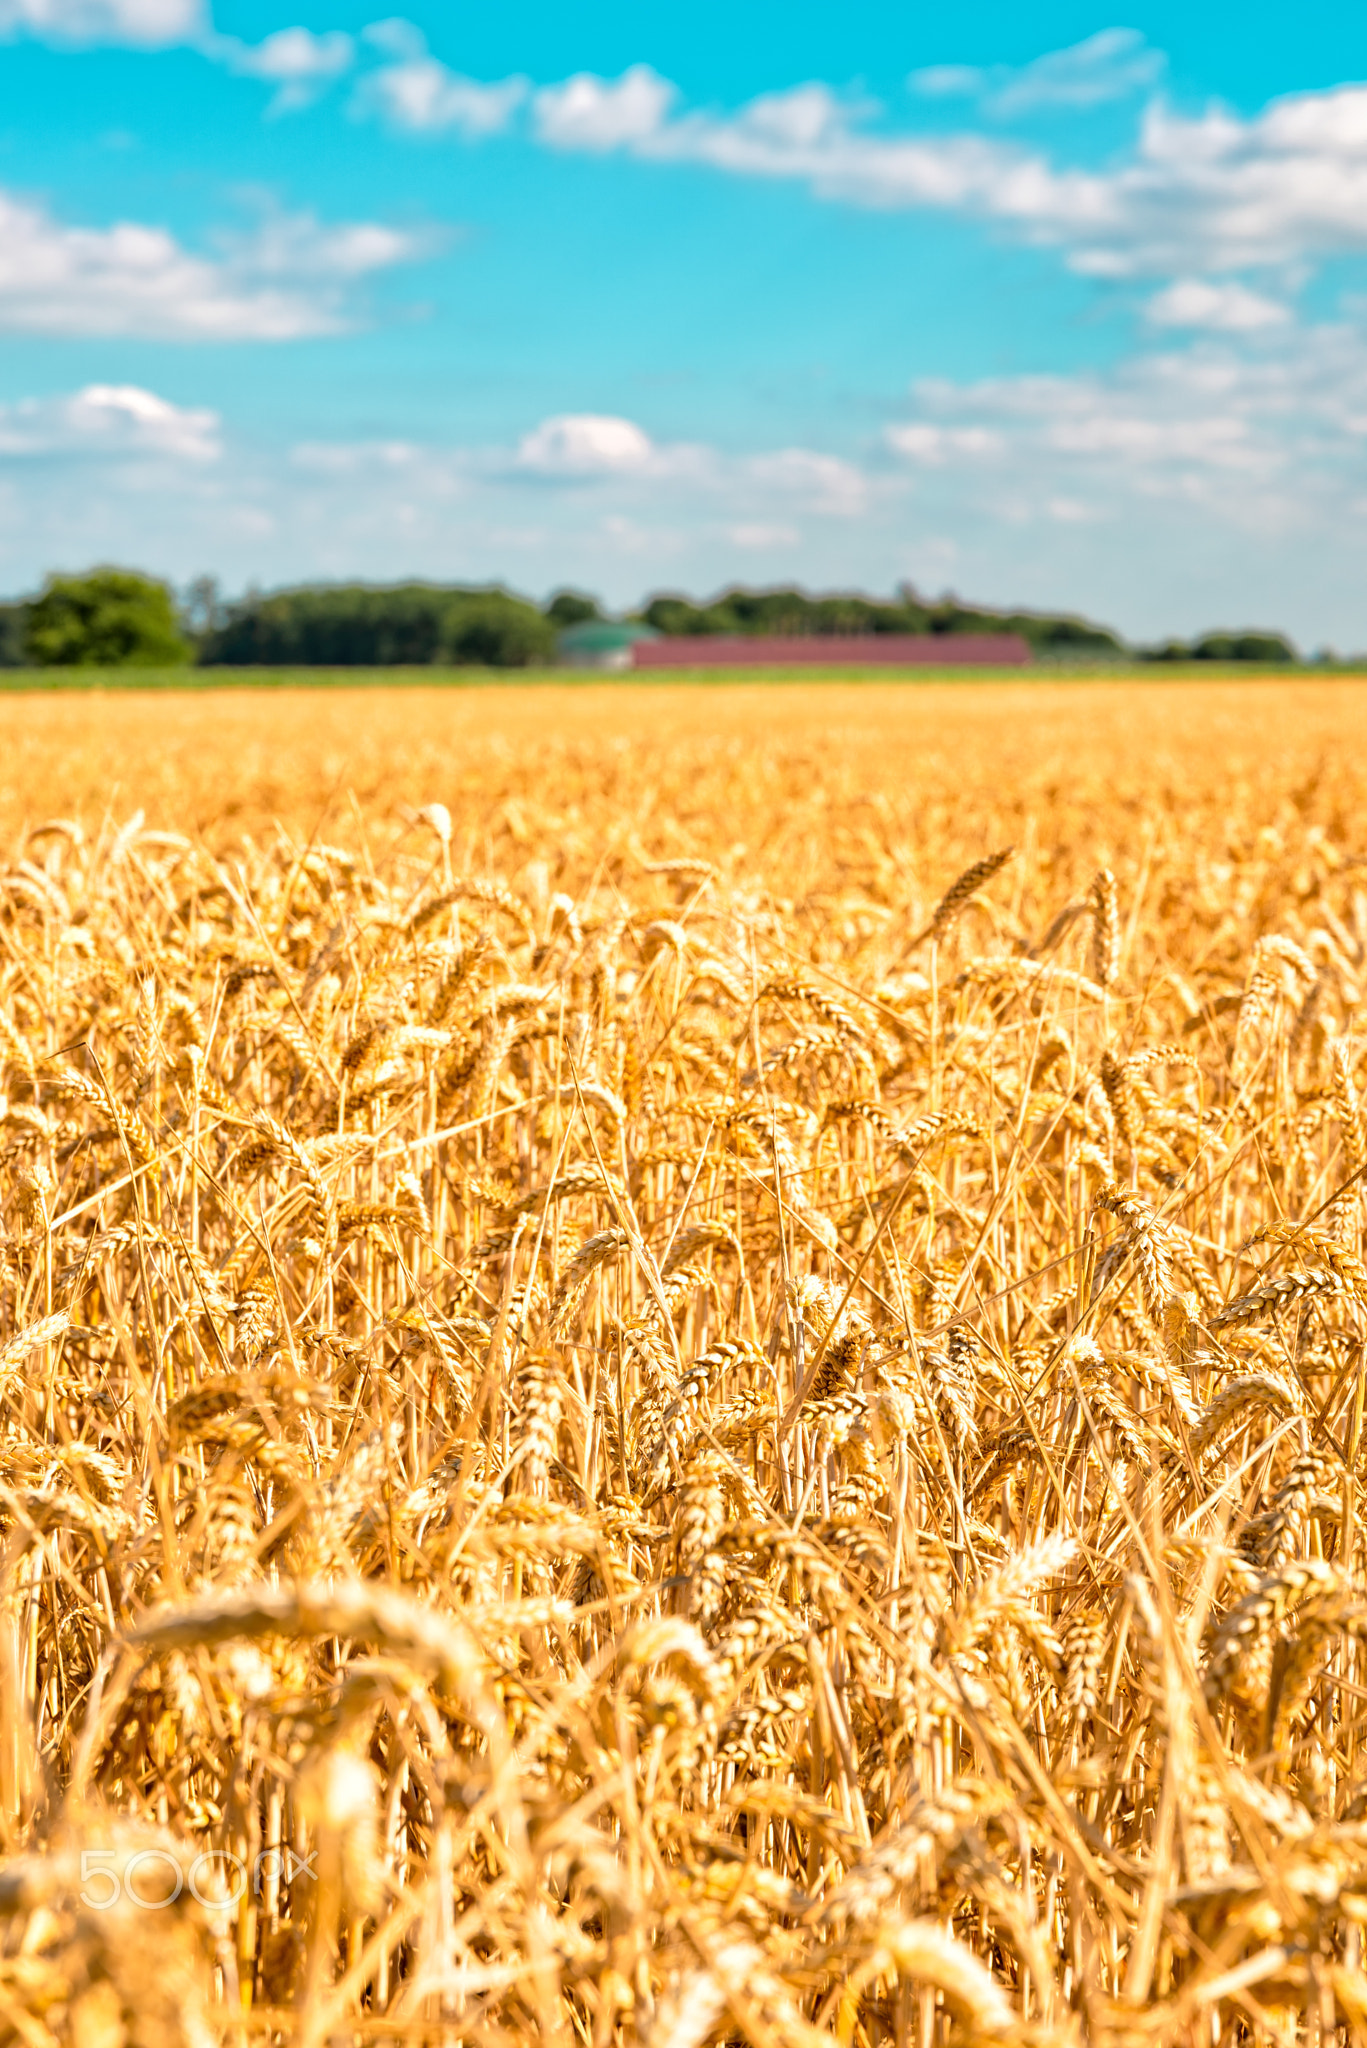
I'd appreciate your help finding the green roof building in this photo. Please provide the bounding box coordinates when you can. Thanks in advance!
[555,620,660,671]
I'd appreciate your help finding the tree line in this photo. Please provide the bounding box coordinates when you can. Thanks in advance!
[635,587,1127,653]
[0,568,1299,667]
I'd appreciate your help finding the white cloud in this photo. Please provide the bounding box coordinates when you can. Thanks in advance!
[995,29,1165,113]
[521,65,1115,239]
[221,25,351,82]
[221,207,431,281]
[292,442,389,470]
[292,419,869,522]
[511,418,868,512]
[360,16,423,59]
[362,56,525,134]
[728,521,801,549]
[737,82,873,149]
[516,414,657,475]
[886,423,1005,463]
[0,189,427,339]
[890,323,1367,507]
[228,421,868,597]
[479,60,1367,281]
[744,447,868,514]
[1145,278,1290,331]
[291,439,431,476]
[909,66,984,101]
[15,24,1367,289]
[1045,405,1255,465]
[208,26,354,113]
[1046,90,1367,275]
[910,30,1164,116]
[3,3,357,111]
[0,383,219,460]
[897,364,1253,473]
[0,0,201,43]
[355,22,524,134]
[534,65,676,150]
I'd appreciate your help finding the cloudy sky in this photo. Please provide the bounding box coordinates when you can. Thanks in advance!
[2,0,1367,644]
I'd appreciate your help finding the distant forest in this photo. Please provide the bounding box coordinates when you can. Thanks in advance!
[0,570,1300,667]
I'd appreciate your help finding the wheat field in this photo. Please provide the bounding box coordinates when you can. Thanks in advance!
[4,675,1367,2048]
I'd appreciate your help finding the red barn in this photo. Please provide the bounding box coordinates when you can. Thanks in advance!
[632,634,1031,668]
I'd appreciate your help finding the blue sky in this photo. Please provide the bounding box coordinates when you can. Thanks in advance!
[2,2,1367,644]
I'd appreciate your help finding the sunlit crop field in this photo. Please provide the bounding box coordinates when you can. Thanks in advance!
[5,675,1367,2048]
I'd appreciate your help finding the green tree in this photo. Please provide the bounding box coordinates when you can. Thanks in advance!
[1142,630,1298,664]
[26,569,190,667]
[0,603,29,667]
[201,582,556,668]
[545,589,602,627]
[181,574,226,640]
[632,584,1127,654]
[1190,630,1296,662]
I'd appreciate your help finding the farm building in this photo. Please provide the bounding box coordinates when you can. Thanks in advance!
[633,633,1031,667]
[556,621,660,669]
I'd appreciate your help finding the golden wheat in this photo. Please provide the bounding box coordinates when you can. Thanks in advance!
[1,677,1367,2046]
